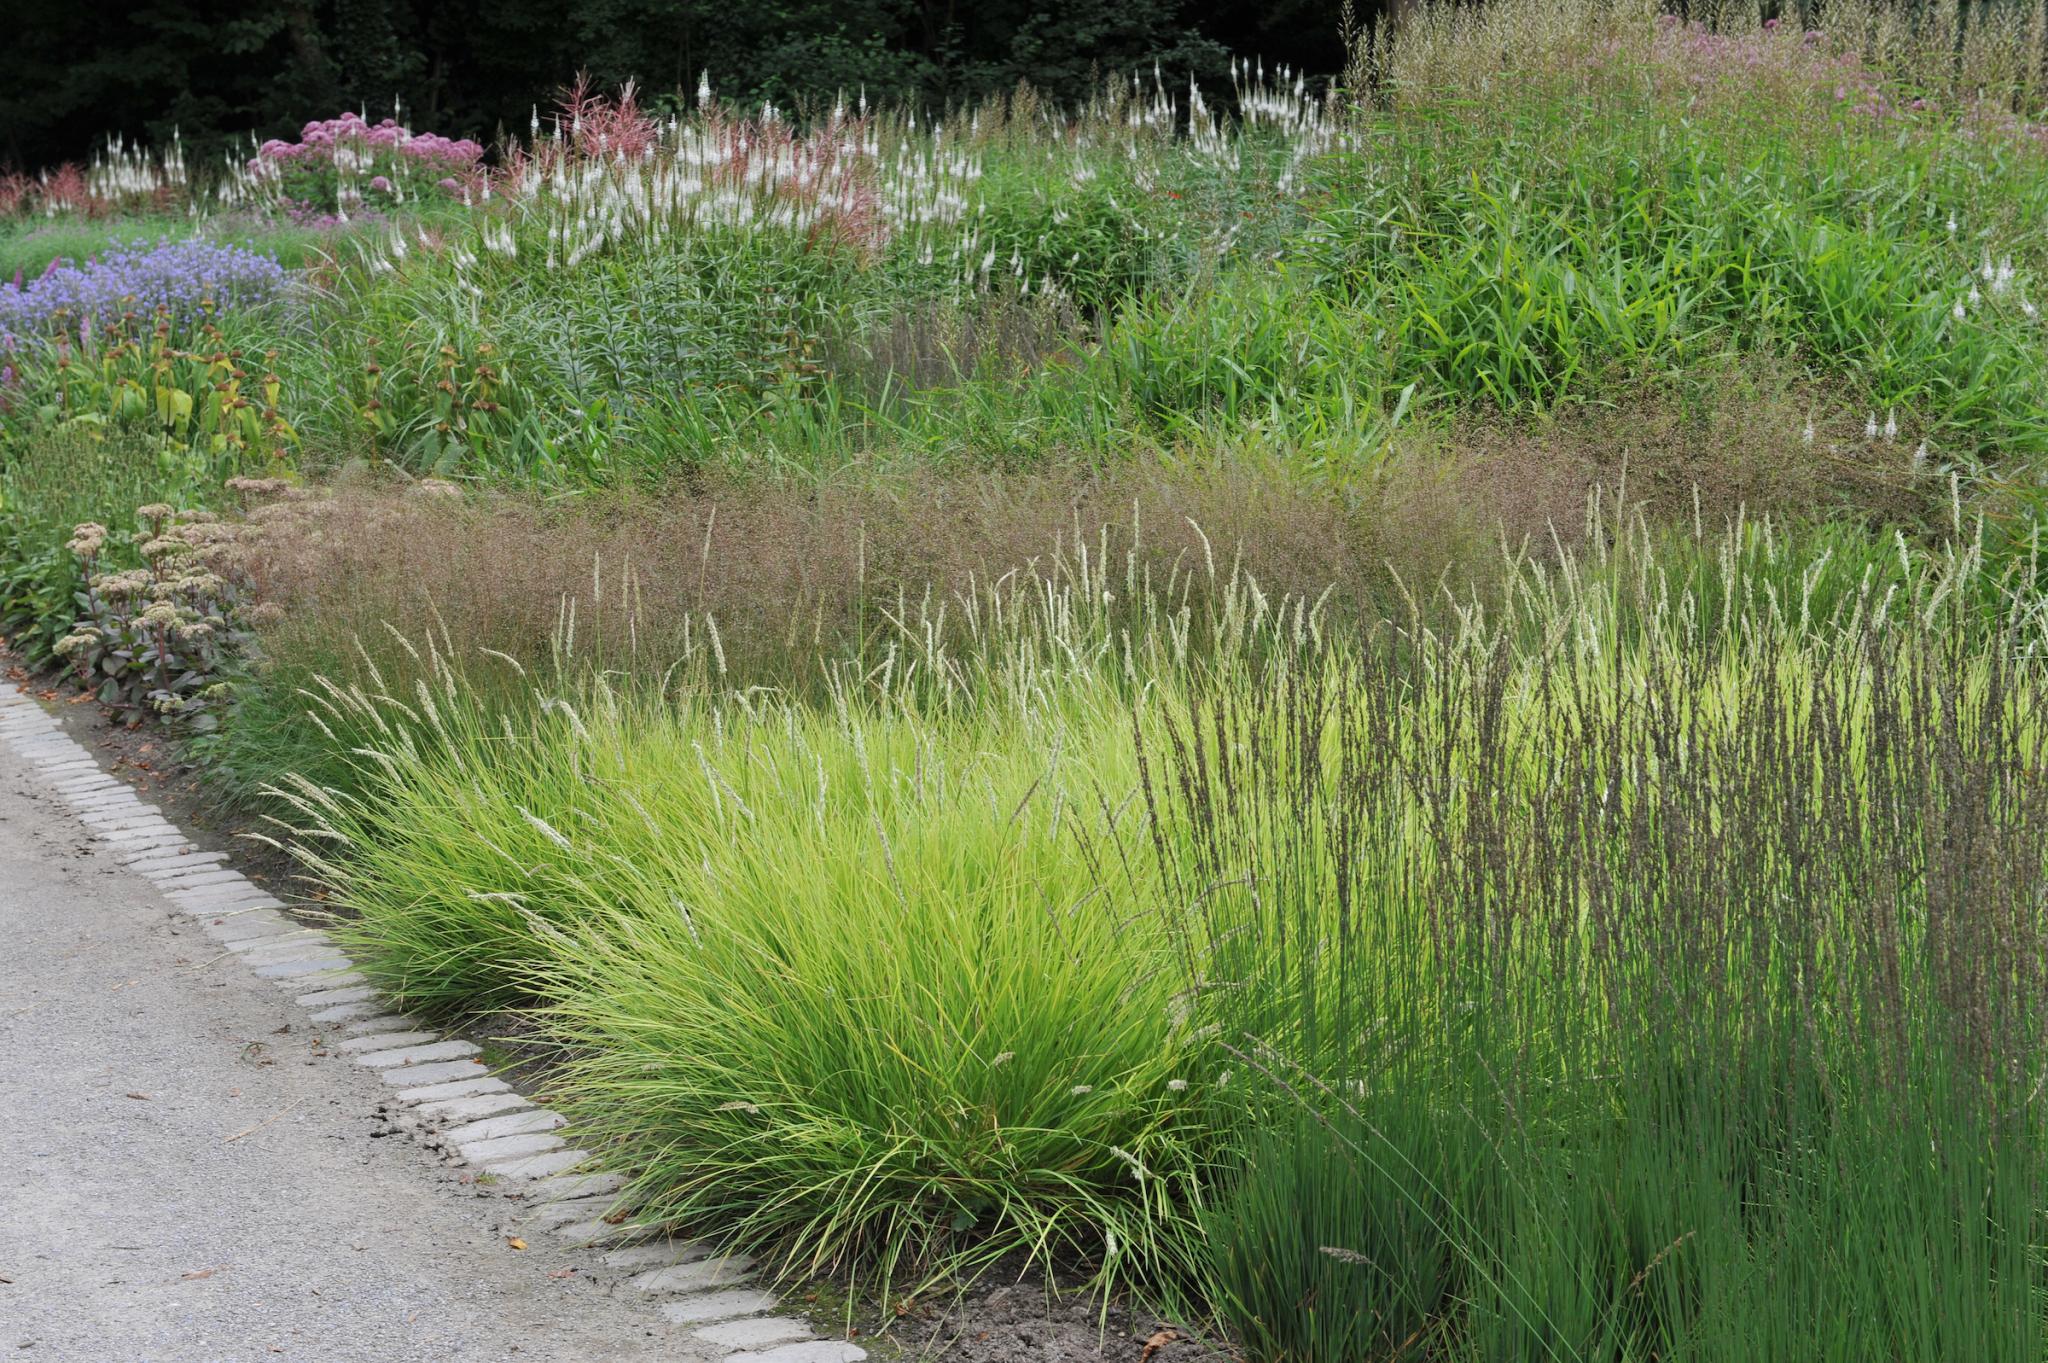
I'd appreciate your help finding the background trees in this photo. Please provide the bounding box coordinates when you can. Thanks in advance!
[1,0,1353,173]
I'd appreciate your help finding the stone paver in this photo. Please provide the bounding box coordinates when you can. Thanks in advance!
[127,850,229,874]
[631,1255,754,1294]
[524,1196,618,1232]
[335,1030,441,1055]
[605,1240,707,1269]
[234,936,341,963]
[308,1000,385,1025]
[388,1075,510,1105]
[298,984,377,1008]
[202,915,299,942]
[167,884,277,907]
[728,1343,868,1363]
[378,1057,490,1087]
[486,1148,590,1181]
[252,954,356,979]
[525,1170,627,1203]
[457,1130,566,1164]
[695,1318,818,1350]
[354,1039,480,1068]
[145,867,245,889]
[273,968,365,991]
[552,1219,652,1247]
[658,1289,781,1324]
[441,1107,563,1144]
[338,1015,422,1038]
[412,1091,531,1123]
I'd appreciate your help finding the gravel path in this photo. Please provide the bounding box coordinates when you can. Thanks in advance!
[0,721,708,1361]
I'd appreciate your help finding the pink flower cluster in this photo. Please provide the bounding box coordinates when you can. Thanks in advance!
[254,114,483,170]
[1573,15,1927,128]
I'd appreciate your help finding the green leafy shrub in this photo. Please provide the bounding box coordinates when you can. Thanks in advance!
[0,431,239,666]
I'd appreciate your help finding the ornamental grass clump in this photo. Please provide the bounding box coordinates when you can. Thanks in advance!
[270,666,1206,1293]
[532,689,1201,1292]
[1150,592,2048,1359]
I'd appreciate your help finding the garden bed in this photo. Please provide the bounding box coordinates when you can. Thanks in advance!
[6,3,2048,1357]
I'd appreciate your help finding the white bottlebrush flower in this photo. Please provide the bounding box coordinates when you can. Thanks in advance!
[1801,417,1815,445]
[1864,413,1879,440]
[1883,409,1897,442]
[1913,440,1928,472]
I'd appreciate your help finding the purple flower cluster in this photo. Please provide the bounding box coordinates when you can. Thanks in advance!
[0,238,286,347]
[255,114,483,171]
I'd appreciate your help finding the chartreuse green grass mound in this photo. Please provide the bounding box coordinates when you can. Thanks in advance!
[277,667,1205,1292]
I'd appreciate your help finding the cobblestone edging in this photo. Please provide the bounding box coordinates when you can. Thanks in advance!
[0,681,863,1363]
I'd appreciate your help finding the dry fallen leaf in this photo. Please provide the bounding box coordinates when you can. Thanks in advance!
[506,1237,528,1251]
[547,1267,576,1279]
[180,1268,217,1281]
[1139,1328,1179,1363]
[125,1092,150,1101]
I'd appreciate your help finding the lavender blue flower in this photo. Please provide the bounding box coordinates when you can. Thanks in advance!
[0,238,287,348]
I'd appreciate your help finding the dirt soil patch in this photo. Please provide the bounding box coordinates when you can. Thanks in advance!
[826,1259,1228,1363]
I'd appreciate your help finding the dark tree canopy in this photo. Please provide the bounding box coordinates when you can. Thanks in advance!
[2,0,1357,173]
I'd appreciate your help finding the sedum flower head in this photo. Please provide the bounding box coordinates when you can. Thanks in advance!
[90,569,153,598]
[136,535,195,561]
